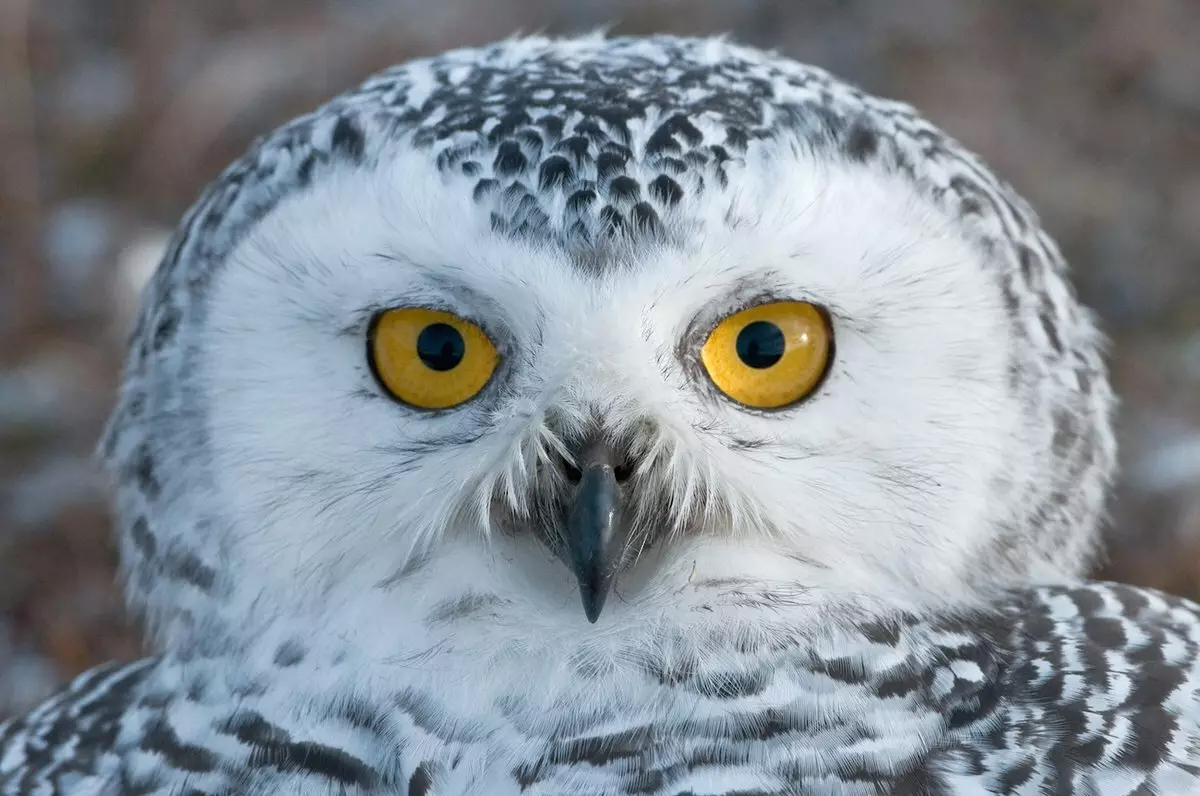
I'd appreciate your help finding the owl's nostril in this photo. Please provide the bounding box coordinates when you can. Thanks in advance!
[560,456,583,484]
[558,436,637,486]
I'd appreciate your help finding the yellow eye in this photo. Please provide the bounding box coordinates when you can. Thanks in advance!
[368,308,498,410]
[700,300,832,409]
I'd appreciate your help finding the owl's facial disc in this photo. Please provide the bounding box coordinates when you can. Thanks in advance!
[177,123,1113,646]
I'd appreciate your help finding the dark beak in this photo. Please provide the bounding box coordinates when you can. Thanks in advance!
[564,443,631,623]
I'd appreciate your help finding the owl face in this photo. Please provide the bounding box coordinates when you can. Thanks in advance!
[195,141,1025,632]
[104,37,1112,650]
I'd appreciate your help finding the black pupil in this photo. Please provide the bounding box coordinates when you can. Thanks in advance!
[416,323,466,371]
[736,320,785,369]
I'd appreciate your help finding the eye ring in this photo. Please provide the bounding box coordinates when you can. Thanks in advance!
[367,307,499,410]
[700,300,833,410]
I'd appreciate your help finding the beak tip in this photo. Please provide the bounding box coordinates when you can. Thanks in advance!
[579,581,608,623]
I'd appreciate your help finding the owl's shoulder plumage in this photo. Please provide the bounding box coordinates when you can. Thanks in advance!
[927,582,1200,793]
[0,660,154,794]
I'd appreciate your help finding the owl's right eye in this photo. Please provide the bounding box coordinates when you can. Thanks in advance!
[700,300,832,410]
[368,308,498,410]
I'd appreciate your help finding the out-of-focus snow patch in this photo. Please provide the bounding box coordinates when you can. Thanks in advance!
[0,623,61,718]
[0,360,79,442]
[1129,430,1200,496]
[5,457,107,532]
[112,228,171,334]
[43,200,117,320]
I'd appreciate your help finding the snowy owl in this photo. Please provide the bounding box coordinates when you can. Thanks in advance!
[4,33,1199,796]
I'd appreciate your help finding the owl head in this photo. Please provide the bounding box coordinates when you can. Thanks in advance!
[100,35,1115,654]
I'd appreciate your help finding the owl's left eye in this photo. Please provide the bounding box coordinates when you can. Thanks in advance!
[700,300,832,409]
[368,308,498,410]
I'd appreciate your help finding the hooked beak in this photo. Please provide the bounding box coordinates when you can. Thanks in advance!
[563,442,632,623]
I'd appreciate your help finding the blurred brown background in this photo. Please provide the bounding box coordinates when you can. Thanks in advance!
[1,0,1198,717]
